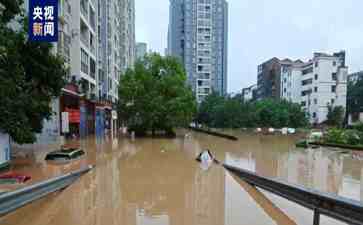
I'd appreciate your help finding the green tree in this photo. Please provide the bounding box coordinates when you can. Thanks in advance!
[347,79,363,115]
[118,53,197,136]
[0,0,67,144]
[197,97,308,128]
[326,105,345,128]
[196,92,224,126]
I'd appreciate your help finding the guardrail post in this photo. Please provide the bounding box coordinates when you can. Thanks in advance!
[313,208,320,225]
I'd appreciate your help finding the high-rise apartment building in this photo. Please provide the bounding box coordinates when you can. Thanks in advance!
[136,42,148,60]
[168,0,228,103]
[24,0,135,140]
[98,0,135,102]
[70,0,99,99]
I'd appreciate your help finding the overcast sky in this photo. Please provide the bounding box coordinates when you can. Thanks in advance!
[135,0,363,93]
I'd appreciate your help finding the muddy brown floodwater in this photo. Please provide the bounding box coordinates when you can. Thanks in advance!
[1,130,363,225]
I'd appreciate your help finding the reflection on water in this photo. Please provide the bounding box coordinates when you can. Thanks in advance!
[1,131,363,225]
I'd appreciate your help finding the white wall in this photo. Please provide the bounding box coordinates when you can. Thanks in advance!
[280,55,347,124]
[36,99,61,144]
[0,132,10,166]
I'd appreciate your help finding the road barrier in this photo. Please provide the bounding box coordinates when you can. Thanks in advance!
[224,164,363,225]
[189,126,238,140]
[0,165,93,217]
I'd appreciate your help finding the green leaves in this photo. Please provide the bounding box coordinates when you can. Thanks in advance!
[118,53,197,135]
[326,105,345,128]
[197,97,309,129]
[347,79,363,114]
[0,1,66,143]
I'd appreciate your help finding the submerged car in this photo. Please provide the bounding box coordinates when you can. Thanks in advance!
[45,148,85,162]
[0,173,31,184]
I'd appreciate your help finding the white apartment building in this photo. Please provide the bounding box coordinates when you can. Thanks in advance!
[70,0,99,99]
[169,0,228,104]
[281,51,348,124]
[22,0,135,142]
[242,84,257,102]
[98,0,135,102]
[280,61,304,104]
[136,42,148,60]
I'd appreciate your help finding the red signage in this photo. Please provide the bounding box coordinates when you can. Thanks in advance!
[65,108,80,124]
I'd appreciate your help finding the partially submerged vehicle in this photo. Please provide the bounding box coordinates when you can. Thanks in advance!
[0,173,31,184]
[45,148,85,163]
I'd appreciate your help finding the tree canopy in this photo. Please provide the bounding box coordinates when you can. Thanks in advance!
[326,105,345,128]
[347,79,363,114]
[118,53,197,136]
[197,94,308,128]
[0,0,67,143]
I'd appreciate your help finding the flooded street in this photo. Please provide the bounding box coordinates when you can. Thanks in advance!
[1,131,363,225]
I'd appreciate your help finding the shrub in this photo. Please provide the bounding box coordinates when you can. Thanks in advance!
[353,123,363,133]
[324,128,363,146]
[324,128,345,144]
[343,130,362,145]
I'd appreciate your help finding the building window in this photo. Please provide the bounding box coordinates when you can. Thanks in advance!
[301,90,312,96]
[314,99,318,104]
[333,61,336,66]
[90,58,96,79]
[313,112,317,118]
[332,73,337,81]
[315,61,319,67]
[331,99,335,104]
[315,74,318,80]
[331,85,336,92]
[301,101,306,107]
[302,67,313,75]
[314,87,318,92]
[302,78,313,86]
[81,48,89,74]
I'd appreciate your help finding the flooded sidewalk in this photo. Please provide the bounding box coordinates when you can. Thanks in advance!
[0,131,362,225]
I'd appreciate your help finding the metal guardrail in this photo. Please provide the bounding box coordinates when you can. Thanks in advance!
[189,126,238,140]
[0,165,93,217]
[224,164,363,225]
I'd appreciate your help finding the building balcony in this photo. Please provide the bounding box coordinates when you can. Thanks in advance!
[80,0,88,18]
[81,35,89,48]
[90,0,97,8]
[81,6,88,19]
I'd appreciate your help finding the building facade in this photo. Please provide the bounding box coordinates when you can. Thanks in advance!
[168,0,228,103]
[98,0,135,103]
[70,0,99,99]
[136,42,148,60]
[241,84,257,102]
[23,0,135,141]
[280,51,348,124]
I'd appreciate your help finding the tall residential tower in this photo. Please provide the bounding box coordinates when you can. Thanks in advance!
[98,0,136,102]
[168,0,228,103]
